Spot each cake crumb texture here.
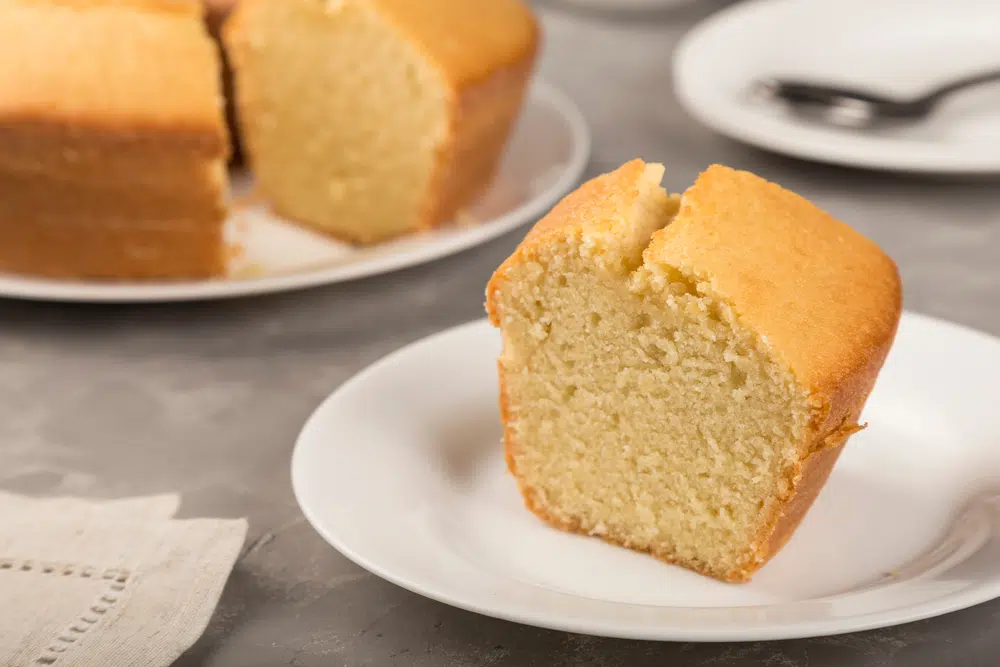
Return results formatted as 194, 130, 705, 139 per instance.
224, 0, 538, 244
486, 160, 901, 582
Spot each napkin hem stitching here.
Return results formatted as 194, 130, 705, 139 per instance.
0, 559, 132, 666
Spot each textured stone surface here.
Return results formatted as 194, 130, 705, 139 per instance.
2, 2, 1000, 665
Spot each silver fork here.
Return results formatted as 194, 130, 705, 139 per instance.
751, 69, 1000, 128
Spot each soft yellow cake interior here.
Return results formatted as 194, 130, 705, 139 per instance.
225, 0, 539, 244
226, 0, 445, 242
491, 163, 815, 580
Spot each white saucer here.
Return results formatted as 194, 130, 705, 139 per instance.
0, 81, 589, 303
292, 313, 1000, 641
674, 0, 1000, 173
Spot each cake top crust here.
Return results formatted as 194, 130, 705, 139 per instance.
0, 0, 224, 134
368, 0, 539, 88
5, 0, 203, 15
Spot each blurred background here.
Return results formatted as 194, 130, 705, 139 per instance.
1, 0, 998, 665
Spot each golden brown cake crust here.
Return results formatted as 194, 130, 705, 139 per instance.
0, 220, 226, 279
7, 0, 205, 15
371, 0, 539, 90
412, 2, 539, 232
0, 1, 227, 139
0, 0, 230, 280
0, 0, 228, 181
0, 120, 226, 182
487, 160, 903, 582
421, 46, 538, 230
0, 167, 226, 223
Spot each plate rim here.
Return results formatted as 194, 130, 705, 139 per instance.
291, 311, 1000, 641
672, 0, 1000, 174
0, 80, 591, 304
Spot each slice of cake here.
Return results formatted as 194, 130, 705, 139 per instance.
223, 0, 539, 244
0, 0, 229, 279
486, 160, 902, 582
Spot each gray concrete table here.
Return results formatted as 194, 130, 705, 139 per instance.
3, 3, 999, 665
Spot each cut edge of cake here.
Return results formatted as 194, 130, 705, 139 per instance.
222, 0, 539, 244
486, 159, 902, 582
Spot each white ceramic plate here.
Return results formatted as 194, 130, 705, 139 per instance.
292, 312, 1000, 641
673, 0, 1000, 173
0, 82, 589, 303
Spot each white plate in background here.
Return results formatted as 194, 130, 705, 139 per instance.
674, 0, 1000, 173
0, 81, 589, 303
292, 312, 1000, 641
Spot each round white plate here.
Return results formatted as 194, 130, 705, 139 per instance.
0, 81, 589, 303
292, 313, 1000, 641
673, 0, 1000, 173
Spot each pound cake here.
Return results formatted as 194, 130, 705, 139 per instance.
0, 0, 229, 279
486, 160, 902, 582
223, 0, 539, 244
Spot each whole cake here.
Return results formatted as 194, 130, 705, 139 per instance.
486, 160, 902, 582
223, 0, 539, 244
0, 0, 229, 279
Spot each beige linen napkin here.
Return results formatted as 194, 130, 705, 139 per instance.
0, 492, 247, 667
